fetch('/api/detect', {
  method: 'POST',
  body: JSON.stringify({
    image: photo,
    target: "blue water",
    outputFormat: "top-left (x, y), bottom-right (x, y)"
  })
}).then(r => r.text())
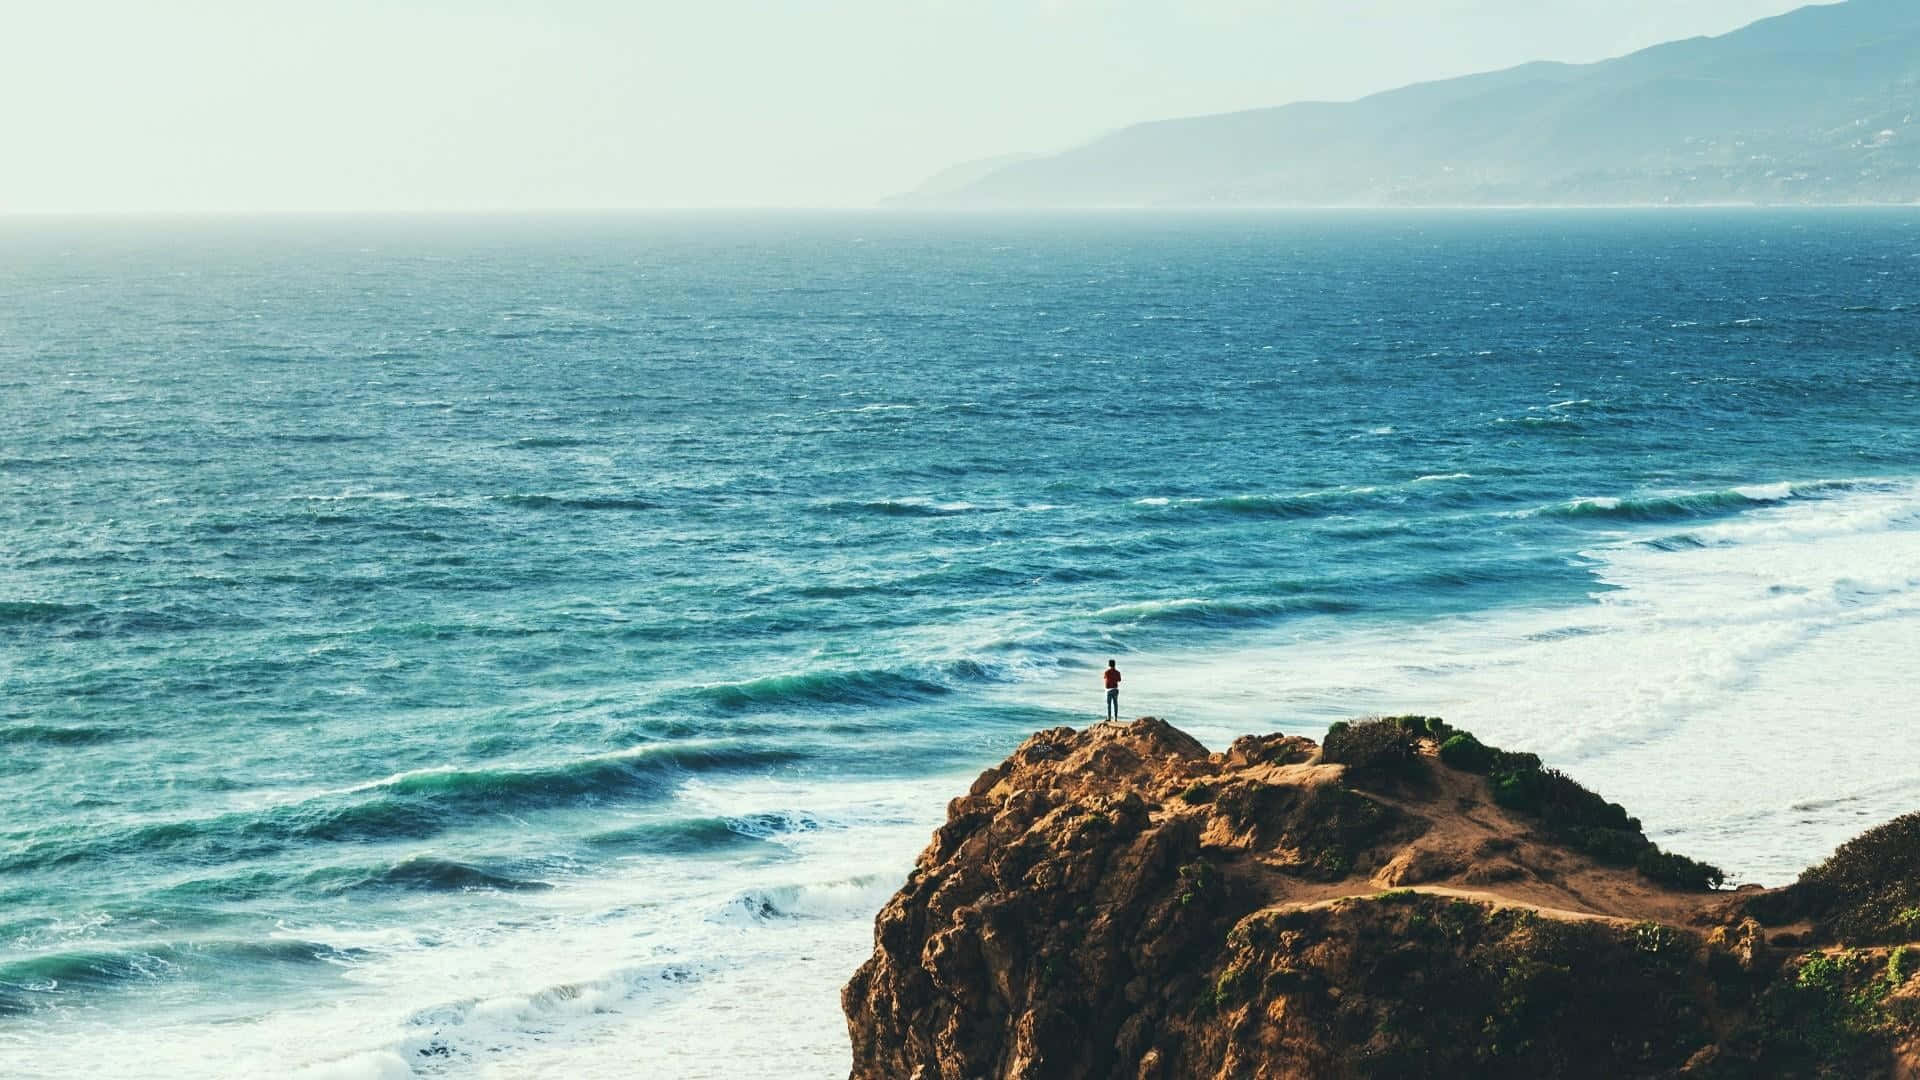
top-left (4, 211), bottom-right (1920, 1077)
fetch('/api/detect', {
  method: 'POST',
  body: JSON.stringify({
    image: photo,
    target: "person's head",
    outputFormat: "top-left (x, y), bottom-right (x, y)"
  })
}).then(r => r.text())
top-left (1107, 659), bottom-right (1116, 668)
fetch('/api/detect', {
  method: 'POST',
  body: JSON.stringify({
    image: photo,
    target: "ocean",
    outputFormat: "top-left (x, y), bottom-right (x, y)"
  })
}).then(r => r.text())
top-left (3, 210), bottom-right (1918, 1077)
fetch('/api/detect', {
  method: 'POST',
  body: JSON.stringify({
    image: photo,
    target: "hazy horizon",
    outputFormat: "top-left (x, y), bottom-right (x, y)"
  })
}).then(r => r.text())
top-left (4, 0), bottom-right (1828, 213)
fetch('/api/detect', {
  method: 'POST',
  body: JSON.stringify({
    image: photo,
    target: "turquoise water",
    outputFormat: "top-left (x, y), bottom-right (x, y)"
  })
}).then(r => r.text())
top-left (4, 211), bottom-right (1920, 1076)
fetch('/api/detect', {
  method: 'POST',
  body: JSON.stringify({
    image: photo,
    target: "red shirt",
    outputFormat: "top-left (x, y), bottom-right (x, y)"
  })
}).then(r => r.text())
top-left (1104, 668), bottom-right (1122, 688)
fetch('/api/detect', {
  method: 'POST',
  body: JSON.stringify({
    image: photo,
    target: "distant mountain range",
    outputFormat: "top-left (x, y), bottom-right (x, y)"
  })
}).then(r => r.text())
top-left (895, 0), bottom-right (1920, 207)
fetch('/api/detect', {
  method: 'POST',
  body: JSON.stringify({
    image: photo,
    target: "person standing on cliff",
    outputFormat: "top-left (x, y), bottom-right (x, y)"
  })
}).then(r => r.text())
top-left (1103, 660), bottom-right (1122, 722)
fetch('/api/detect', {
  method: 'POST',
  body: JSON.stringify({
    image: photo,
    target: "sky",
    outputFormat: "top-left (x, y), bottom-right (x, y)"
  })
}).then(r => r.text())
top-left (0, 0), bottom-right (1828, 212)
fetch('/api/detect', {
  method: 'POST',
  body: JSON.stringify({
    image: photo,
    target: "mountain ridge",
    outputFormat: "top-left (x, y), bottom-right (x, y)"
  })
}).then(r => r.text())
top-left (897, 0), bottom-right (1920, 208)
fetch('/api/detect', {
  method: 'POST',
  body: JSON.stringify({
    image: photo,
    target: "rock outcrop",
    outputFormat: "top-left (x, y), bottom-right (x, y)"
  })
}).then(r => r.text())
top-left (844, 717), bottom-right (1920, 1079)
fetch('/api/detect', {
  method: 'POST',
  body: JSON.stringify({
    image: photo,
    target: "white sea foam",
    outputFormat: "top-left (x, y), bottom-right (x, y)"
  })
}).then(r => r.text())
top-left (14, 772), bottom-right (960, 1080)
top-left (291, 1050), bottom-right (416, 1080)
top-left (1732, 481), bottom-right (1795, 501)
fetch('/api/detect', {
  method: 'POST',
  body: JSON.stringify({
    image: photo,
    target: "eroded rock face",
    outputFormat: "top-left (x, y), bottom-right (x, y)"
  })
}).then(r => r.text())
top-left (844, 718), bottom-right (1920, 1080)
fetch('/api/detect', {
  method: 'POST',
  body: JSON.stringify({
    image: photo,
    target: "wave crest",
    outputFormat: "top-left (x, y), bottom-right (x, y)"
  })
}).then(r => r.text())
top-left (0, 723), bottom-right (123, 746)
top-left (1537, 483), bottom-right (1823, 523)
top-left (0, 939), bottom-right (359, 1013)
top-left (1, 743), bottom-right (798, 876)
top-left (1093, 594), bottom-right (1356, 628)
top-left (815, 498), bottom-right (983, 518)
top-left (670, 665), bottom-right (989, 713)
top-left (494, 494), bottom-right (659, 512)
top-left (323, 856), bottom-right (553, 895)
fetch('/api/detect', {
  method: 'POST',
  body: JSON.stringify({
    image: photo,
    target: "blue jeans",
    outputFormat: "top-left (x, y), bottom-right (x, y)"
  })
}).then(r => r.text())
top-left (1105, 687), bottom-right (1119, 719)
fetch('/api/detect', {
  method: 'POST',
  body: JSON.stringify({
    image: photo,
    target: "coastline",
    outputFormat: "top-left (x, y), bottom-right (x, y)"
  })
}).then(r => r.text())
top-left (6, 213), bottom-right (1920, 1078)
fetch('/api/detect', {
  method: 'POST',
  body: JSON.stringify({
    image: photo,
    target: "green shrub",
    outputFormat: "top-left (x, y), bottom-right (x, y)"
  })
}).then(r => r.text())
top-left (1567, 825), bottom-right (1645, 867)
top-left (1490, 767), bottom-right (1550, 812)
top-left (1794, 811), bottom-right (1920, 944)
top-left (1179, 781), bottom-right (1215, 805)
top-left (1388, 715), bottom-right (1453, 741)
top-left (1491, 763), bottom-right (1634, 834)
top-left (1439, 732), bottom-right (1495, 773)
top-left (1178, 860), bottom-right (1219, 906)
top-left (1323, 718), bottom-right (1421, 782)
top-left (1489, 749), bottom-right (1543, 775)
top-left (1773, 948), bottom-right (1907, 1061)
top-left (1436, 725), bottom-right (1724, 892)
top-left (1637, 848), bottom-right (1727, 891)
top-left (1212, 964), bottom-right (1253, 1009)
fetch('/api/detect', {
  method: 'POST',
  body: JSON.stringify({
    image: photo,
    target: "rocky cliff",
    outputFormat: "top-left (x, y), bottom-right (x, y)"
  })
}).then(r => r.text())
top-left (844, 716), bottom-right (1920, 1079)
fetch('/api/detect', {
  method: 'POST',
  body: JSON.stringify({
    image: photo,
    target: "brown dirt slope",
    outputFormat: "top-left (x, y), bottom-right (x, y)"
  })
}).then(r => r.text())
top-left (844, 717), bottom-right (1920, 1080)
